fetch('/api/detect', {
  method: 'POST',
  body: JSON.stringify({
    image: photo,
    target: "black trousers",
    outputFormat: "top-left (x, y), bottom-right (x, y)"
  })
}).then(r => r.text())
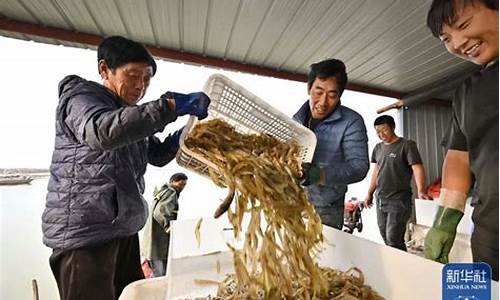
top-left (49, 234), bottom-right (145, 300)
top-left (471, 228), bottom-right (499, 281)
top-left (376, 206), bottom-right (411, 251)
top-left (315, 204), bottom-right (344, 230)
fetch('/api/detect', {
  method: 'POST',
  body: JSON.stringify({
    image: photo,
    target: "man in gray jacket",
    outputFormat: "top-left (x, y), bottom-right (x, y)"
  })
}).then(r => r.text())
top-left (142, 172), bottom-right (188, 277)
top-left (294, 59), bottom-right (369, 230)
top-left (42, 36), bottom-right (209, 300)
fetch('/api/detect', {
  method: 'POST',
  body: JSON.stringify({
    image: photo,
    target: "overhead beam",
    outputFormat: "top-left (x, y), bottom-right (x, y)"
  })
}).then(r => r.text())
top-left (0, 17), bottom-right (403, 99)
top-left (376, 98), bottom-right (451, 114)
top-left (0, 16), bottom-right (102, 47)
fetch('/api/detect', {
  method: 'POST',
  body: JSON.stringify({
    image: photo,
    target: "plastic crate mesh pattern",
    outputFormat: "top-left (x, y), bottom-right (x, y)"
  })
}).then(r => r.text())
top-left (176, 74), bottom-right (316, 177)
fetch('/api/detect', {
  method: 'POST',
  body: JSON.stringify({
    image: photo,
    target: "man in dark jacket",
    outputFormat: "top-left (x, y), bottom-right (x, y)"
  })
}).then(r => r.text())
top-left (141, 172), bottom-right (187, 277)
top-left (42, 36), bottom-right (210, 300)
top-left (424, 0), bottom-right (498, 281)
top-left (293, 59), bottom-right (369, 230)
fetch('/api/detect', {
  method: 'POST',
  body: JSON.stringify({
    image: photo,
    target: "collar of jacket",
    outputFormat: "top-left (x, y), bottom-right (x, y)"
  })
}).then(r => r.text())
top-left (168, 184), bottom-right (181, 196)
top-left (481, 60), bottom-right (498, 75)
top-left (59, 75), bottom-right (124, 108)
top-left (294, 100), bottom-right (343, 125)
top-left (100, 83), bottom-right (126, 107)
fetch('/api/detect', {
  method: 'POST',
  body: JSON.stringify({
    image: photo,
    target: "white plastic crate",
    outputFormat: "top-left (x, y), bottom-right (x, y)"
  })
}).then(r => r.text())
top-left (176, 74), bottom-right (316, 176)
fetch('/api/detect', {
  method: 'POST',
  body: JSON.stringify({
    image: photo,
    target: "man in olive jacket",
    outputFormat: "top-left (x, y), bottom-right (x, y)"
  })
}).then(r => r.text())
top-left (42, 36), bottom-right (210, 300)
top-left (142, 172), bottom-right (187, 277)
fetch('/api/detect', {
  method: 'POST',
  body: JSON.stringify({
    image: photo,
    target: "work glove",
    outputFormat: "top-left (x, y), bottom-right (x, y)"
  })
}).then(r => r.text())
top-left (300, 162), bottom-right (322, 186)
top-left (168, 92), bottom-right (210, 120)
top-left (164, 127), bottom-right (184, 150)
top-left (424, 205), bottom-right (463, 263)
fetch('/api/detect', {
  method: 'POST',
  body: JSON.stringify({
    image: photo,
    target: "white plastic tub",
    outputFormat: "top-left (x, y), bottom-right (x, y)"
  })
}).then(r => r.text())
top-left (165, 218), bottom-right (498, 300)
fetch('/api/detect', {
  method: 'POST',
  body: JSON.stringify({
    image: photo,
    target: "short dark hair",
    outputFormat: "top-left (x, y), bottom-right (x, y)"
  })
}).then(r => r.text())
top-left (170, 172), bottom-right (188, 182)
top-left (427, 0), bottom-right (498, 38)
top-left (97, 36), bottom-right (157, 75)
top-left (307, 59), bottom-right (348, 96)
top-left (374, 115), bottom-right (396, 129)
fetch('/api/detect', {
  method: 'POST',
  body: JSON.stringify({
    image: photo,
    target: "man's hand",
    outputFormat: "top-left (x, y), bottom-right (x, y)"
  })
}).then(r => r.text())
top-left (168, 92), bottom-right (211, 120)
top-left (364, 194), bottom-right (374, 208)
top-left (424, 205), bottom-right (463, 263)
top-left (418, 190), bottom-right (432, 200)
top-left (300, 163), bottom-right (322, 186)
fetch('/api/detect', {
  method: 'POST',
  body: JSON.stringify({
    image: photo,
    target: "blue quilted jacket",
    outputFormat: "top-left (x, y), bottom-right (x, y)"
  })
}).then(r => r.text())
top-left (293, 102), bottom-right (369, 207)
top-left (42, 75), bottom-right (179, 250)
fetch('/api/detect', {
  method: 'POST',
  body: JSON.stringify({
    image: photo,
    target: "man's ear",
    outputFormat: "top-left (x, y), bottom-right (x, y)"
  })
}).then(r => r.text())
top-left (98, 59), bottom-right (109, 80)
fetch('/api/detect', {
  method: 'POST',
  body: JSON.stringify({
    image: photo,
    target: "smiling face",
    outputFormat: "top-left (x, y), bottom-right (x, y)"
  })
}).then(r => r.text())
top-left (99, 61), bottom-right (153, 105)
top-left (439, 2), bottom-right (499, 65)
top-left (375, 123), bottom-right (397, 144)
top-left (308, 77), bottom-right (340, 120)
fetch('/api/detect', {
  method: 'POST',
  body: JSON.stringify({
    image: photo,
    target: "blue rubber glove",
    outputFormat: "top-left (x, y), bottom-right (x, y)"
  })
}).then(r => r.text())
top-left (170, 92), bottom-right (210, 120)
top-left (165, 127), bottom-right (184, 150)
top-left (300, 163), bottom-right (322, 186)
top-left (424, 205), bottom-right (463, 263)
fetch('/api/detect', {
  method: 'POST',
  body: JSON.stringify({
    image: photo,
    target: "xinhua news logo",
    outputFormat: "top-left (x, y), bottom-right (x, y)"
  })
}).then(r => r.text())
top-left (442, 262), bottom-right (492, 300)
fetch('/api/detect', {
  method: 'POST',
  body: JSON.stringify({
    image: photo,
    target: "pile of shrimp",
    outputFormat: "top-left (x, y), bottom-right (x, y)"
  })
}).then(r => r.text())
top-left (185, 119), bottom-right (383, 300)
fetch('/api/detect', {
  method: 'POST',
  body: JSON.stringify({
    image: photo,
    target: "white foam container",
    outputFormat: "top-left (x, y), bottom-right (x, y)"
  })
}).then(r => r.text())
top-left (165, 218), bottom-right (498, 300)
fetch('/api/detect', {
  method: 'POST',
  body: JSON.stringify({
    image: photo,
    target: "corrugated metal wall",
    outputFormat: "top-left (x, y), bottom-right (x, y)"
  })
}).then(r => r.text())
top-left (402, 101), bottom-right (452, 186)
